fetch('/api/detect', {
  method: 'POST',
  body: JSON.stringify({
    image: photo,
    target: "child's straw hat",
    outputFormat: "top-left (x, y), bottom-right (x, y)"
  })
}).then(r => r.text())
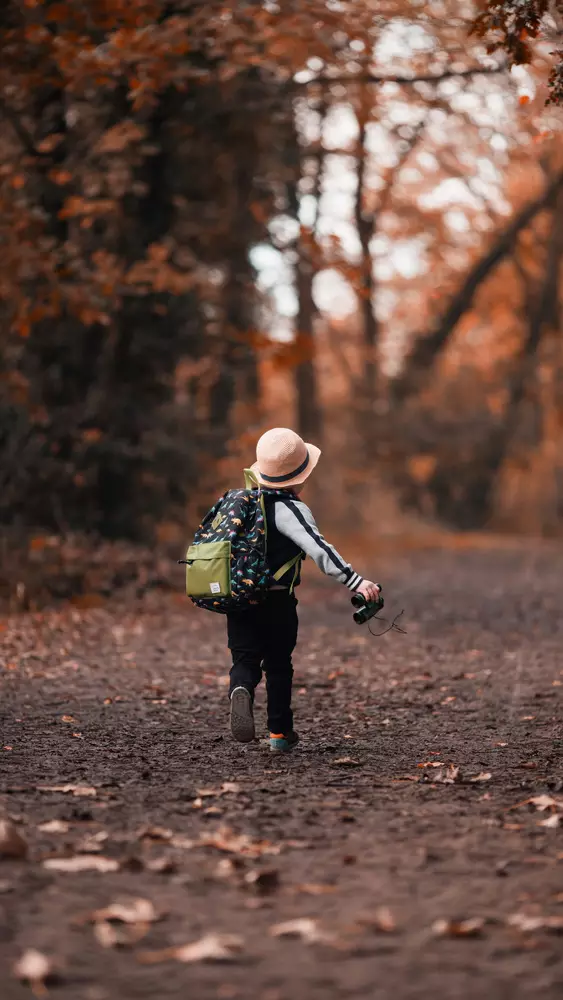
top-left (251, 428), bottom-right (321, 488)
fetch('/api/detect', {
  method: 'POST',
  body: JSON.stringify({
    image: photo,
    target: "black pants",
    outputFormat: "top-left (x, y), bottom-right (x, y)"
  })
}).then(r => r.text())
top-left (227, 591), bottom-right (298, 734)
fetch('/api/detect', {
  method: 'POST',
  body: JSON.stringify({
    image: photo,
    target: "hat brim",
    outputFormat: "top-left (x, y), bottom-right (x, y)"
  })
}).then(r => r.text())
top-left (251, 443), bottom-right (321, 488)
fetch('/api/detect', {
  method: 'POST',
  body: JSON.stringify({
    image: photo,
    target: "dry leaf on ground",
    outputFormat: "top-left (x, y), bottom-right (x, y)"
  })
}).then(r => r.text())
top-left (38, 820), bottom-right (69, 834)
top-left (507, 913), bottom-right (563, 933)
top-left (138, 826), bottom-right (174, 842)
top-left (91, 898), bottom-right (159, 924)
top-left (89, 897), bottom-right (159, 948)
top-left (43, 855), bottom-right (119, 873)
top-left (38, 784), bottom-right (97, 798)
top-left (331, 758), bottom-right (362, 768)
top-left (424, 765), bottom-right (460, 784)
top-left (13, 949), bottom-right (56, 996)
top-left (358, 907), bottom-right (397, 933)
top-left (200, 826), bottom-right (281, 858)
top-left (139, 932), bottom-right (243, 965)
top-left (270, 917), bottom-right (335, 944)
top-left (432, 917), bottom-right (485, 938)
top-left (0, 820), bottom-right (28, 859)
top-left (538, 814), bottom-right (560, 829)
top-left (196, 782), bottom-right (241, 798)
top-left (469, 772), bottom-right (492, 783)
top-left (508, 794), bottom-right (562, 813)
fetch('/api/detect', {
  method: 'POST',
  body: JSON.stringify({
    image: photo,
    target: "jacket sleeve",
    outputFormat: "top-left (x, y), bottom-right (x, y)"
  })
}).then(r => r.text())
top-left (273, 497), bottom-right (364, 591)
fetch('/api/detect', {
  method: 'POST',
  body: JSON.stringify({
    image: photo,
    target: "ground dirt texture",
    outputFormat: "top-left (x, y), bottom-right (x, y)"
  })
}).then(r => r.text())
top-left (1, 545), bottom-right (562, 1000)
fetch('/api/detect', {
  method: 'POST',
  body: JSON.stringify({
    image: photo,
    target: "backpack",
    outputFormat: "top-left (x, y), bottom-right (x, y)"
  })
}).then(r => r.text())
top-left (181, 469), bottom-right (302, 614)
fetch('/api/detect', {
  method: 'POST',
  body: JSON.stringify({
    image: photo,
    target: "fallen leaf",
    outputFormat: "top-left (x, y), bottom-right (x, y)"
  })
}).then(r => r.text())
top-left (507, 912), bottom-right (563, 933)
top-left (146, 856), bottom-right (177, 874)
top-left (509, 794), bottom-right (562, 813)
top-left (426, 765), bottom-right (460, 784)
top-left (200, 826), bottom-right (281, 858)
top-left (418, 762), bottom-right (446, 769)
top-left (38, 784), bottom-right (96, 798)
top-left (0, 820), bottom-right (28, 860)
top-left (76, 830), bottom-right (109, 854)
top-left (494, 742), bottom-right (508, 748)
top-left (358, 906), bottom-right (397, 933)
top-left (92, 898), bottom-right (158, 924)
top-left (331, 758), bottom-right (362, 768)
top-left (61, 715), bottom-right (77, 724)
top-left (469, 772), bottom-right (492, 783)
top-left (432, 917), bottom-right (485, 938)
top-left (43, 855), bottom-right (119, 873)
top-left (38, 820), bottom-right (70, 834)
top-left (89, 897), bottom-right (159, 948)
top-left (139, 932), bottom-right (243, 965)
top-left (538, 814), bottom-right (560, 829)
top-left (270, 917), bottom-right (334, 944)
top-left (13, 949), bottom-right (56, 996)
top-left (139, 826), bottom-right (173, 842)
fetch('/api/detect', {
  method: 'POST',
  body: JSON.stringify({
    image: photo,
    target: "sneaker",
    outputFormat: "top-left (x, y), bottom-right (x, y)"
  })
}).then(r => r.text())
top-left (269, 731), bottom-right (299, 753)
top-left (230, 687), bottom-right (255, 743)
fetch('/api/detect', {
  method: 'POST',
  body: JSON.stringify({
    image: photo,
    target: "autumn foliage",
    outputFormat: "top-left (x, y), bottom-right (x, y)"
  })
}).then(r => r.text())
top-left (0, 0), bottom-right (562, 579)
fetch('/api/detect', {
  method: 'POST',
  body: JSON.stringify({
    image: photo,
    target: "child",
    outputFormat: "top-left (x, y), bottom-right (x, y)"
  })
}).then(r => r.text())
top-left (228, 427), bottom-right (380, 752)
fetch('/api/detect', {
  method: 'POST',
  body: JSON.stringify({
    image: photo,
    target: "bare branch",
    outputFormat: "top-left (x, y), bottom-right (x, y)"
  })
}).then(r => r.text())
top-left (295, 62), bottom-right (507, 91)
top-left (390, 169), bottom-right (563, 403)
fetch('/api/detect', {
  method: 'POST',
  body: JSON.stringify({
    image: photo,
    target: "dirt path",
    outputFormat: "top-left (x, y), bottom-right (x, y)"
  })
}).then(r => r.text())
top-left (1, 547), bottom-right (562, 1000)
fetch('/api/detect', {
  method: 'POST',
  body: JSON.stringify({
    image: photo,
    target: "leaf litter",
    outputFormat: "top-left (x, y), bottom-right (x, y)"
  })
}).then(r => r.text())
top-left (37, 820), bottom-right (69, 834)
top-left (270, 917), bottom-right (336, 945)
top-left (432, 917), bottom-right (486, 938)
top-left (85, 897), bottom-right (160, 949)
top-left (13, 949), bottom-right (57, 997)
top-left (38, 784), bottom-right (97, 798)
top-left (139, 932), bottom-right (244, 965)
top-left (0, 819), bottom-right (28, 859)
top-left (43, 855), bottom-right (119, 873)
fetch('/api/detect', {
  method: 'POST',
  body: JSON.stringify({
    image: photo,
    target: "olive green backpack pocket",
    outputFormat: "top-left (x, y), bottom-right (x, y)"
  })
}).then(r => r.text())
top-left (184, 540), bottom-right (231, 598)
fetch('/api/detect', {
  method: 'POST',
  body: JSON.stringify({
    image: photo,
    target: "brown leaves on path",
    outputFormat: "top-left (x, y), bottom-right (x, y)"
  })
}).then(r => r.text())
top-left (86, 898), bottom-right (160, 949)
top-left (0, 819), bottom-right (28, 859)
top-left (13, 949), bottom-right (57, 997)
top-left (43, 855), bottom-right (119, 873)
top-left (139, 933), bottom-right (244, 965)
top-left (270, 918), bottom-right (336, 945)
top-left (432, 917), bottom-right (486, 938)
top-left (37, 784), bottom-right (97, 798)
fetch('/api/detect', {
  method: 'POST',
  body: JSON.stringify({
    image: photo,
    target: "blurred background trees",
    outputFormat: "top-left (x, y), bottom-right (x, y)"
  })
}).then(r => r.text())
top-left (1, 0), bottom-right (562, 580)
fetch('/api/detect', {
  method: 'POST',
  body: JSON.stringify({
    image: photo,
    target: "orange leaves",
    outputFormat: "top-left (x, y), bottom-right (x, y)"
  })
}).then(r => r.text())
top-left (49, 168), bottom-right (72, 186)
top-left (95, 121), bottom-right (147, 155)
top-left (407, 454), bottom-right (437, 485)
top-left (36, 134), bottom-right (65, 154)
top-left (59, 196), bottom-right (116, 220)
top-left (81, 428), bottom-right (103, 444)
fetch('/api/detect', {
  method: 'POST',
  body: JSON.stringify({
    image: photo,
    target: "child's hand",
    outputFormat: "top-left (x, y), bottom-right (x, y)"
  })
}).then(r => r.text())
top-left (357, 580), bottom-right (381, 602)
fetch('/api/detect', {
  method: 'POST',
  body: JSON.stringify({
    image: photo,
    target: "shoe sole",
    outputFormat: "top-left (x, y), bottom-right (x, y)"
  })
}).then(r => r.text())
top-left (230, 688), bottom-right (255, 743)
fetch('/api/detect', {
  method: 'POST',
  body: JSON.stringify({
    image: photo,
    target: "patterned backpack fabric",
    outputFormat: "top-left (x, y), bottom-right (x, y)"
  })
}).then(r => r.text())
top-left (181, 472), bottom-right (301, 615)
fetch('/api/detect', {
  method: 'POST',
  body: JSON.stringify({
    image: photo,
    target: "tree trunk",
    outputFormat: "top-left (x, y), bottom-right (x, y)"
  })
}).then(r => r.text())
top-left (286, 115), bottom-right (323, 440)
top-left (354, 111), bottom-right (378, 402)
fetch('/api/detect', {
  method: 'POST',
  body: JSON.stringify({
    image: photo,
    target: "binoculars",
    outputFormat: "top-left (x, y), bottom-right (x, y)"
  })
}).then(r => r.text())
top-left (351, 587), bottom-right (384, 625)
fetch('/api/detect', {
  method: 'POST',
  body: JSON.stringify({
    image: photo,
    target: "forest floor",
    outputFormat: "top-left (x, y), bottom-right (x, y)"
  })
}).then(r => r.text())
top-left (1, 543), bottom-right (562, 1000)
